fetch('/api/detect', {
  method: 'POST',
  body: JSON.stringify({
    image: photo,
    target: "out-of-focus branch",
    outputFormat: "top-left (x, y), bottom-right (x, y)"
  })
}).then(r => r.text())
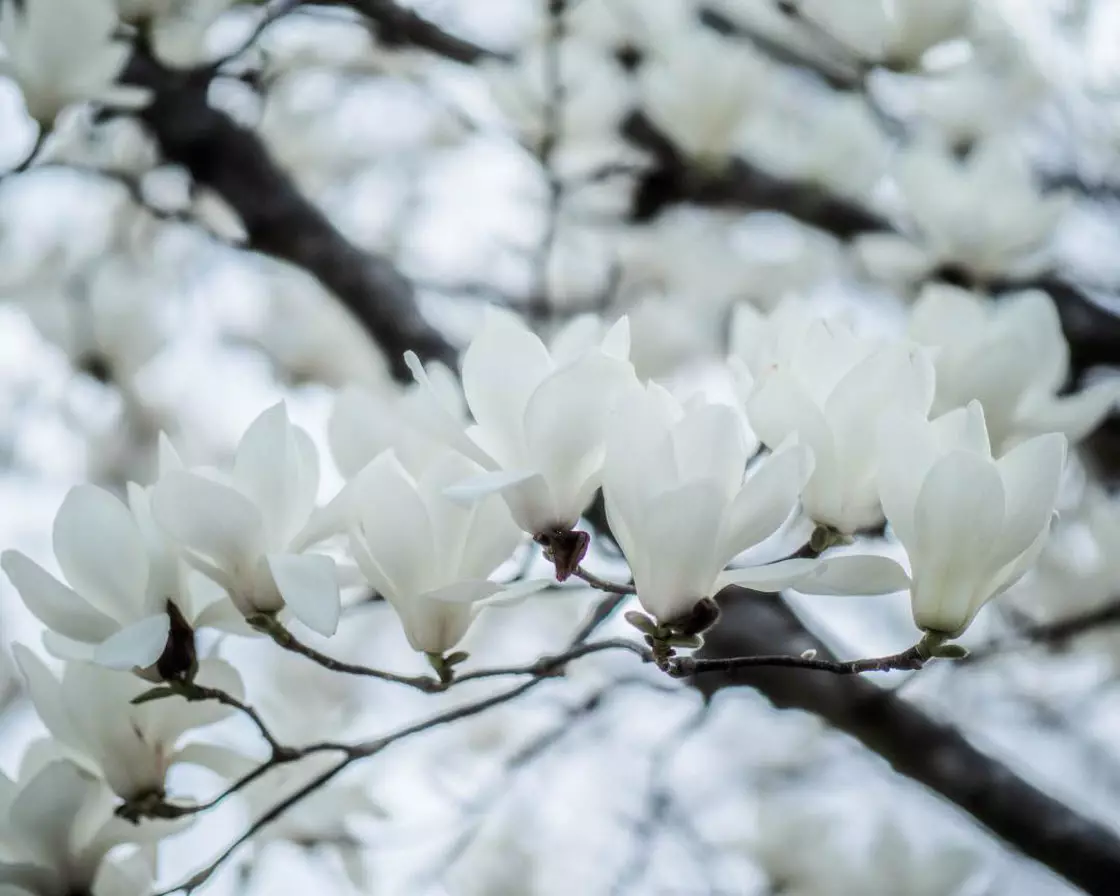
top-left (964, 596), bottom-right (1120, 663)
top-left (310, 0), bottom-right (506, 63)
top-left (622, 111), bottom-right (889, 235)
top-left (693, 586), bottom-right (1120, 895)
top-left (120, 48), bottom-right (457, 379)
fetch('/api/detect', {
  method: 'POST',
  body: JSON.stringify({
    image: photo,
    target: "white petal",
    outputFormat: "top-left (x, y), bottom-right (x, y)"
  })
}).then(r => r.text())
top-left (171, 743), bottom-right (256, 779)
top-left (233, 403), bottom-right (319, 548)
top-left (715, 557), bottom-right (822, 591)
top-left (631, 482), bottom-right (725, 622)
top-left (719, 441), bottom-right (811, 563)
top-left (11, 760), bottom-right (97, 862)
top-left (876, 412), bottom-right (940, 548)
top-left (911, 451), bottom-right (1005, 634)
top-left (792, 554), bottom-right (911, 596)
top-left (1021, 379), bottom-right (1120, 443)
top-left (522, 354), bottom-right (632, 507)
top-left (669, 402), bottom-right (749, 496)
top-left (421, 580), bottom-right (503, 604)
top-left (267, 553), bottom-right (341, 637)
top-left (12, 644), bottom-right (81, 750)
top-left (92, 615), bottom-right (170, 670)
top-left (443, 469), bottom-right (540, 503)
top-left (151, 472), bottom-right (265, 572)
top-left (462, 309), bottom-right (554, 458)
top-left (1, 551), bottom-right (119, 643)
top-left (992, 432), bottom-right (1066, 568)
top-left (53, 485), bottom-right (149, 618)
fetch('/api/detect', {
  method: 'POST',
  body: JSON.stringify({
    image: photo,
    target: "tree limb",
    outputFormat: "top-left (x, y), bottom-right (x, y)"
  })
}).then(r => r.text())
top-left (693, 586), bottom-right (1120, 895)
top-left (120, 48), bottom-right (457, 380)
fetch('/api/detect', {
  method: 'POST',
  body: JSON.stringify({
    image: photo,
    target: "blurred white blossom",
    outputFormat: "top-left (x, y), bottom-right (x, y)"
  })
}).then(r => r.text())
top-left (795, 0), bottom-right (972, 68)
top-left (0, 0), bottom-right (148, 126)
top-left (910, 285), bottom-right (1120, 448)
top-left (639, 31), bottom-right (770, 166)
top-left (884, 137), bottom-right (1068, 282)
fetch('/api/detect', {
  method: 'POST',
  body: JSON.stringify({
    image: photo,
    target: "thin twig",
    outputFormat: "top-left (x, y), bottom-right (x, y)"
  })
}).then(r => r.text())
top-left (571, 566), bottom-right (636, 596)
top-left (670, 644), bottom-right (928, 678)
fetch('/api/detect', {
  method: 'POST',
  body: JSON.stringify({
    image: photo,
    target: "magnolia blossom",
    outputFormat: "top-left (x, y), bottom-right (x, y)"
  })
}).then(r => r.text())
top-left (347, 450), bottom-right (534, 656)
top-left (0, 0), bottom-right (148, 126)
top-left (405, 308), bottom-right (638, 536)
top-left (795, 0), bottom-right (971, 68)
top-left (639, 31), bottom-right (770, 166)
top-left (1, 457), bottom-right (245, 674)
top-left (15, 647), bottom-right (245, 800)
top-left (887, 138), bottom-right (1067, 281)
top-left (151, 403), bottom-right (342, 636)
top-left (910, 285), bottom-right (1120, 449)
top-left (731, 300), bottom-right (935, 533)
top-left (118, 0), bottom-right (234, 67)
top-left (877, 402), bottom-right (1066, 637)
top-left (0, 758), bottom-right (165, 896)
top-left (602, 382), bottom-right (910, 624)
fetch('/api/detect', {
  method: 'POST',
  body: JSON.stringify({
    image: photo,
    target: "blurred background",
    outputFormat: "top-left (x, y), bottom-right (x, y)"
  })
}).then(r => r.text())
top-left (2, 0), bottom-right (1120, 893)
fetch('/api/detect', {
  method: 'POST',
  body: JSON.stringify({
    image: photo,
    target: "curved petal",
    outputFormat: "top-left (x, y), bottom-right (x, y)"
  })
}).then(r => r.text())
top-left (792, 554), bottom-right (911, 596)
top-left (522, 354), bottom-right (633, 505)
top-left (92, 615), bottom-right (170, 671)
top-left (911, 451), bottom-right (1005, 634)
top-left (714, 557), bottom-right (821, 592)
top-left (53, 485), bottom-right (148, 618)
top-left (420, 580), bottom-right (502, 604)
top-left (992, 432), bottom-right (1065, 568)
top-left (151, 472), bottom-right (265, 573)
top-left (669, 402), bottom-right (749, 496)
top-left (354, 453), bottom-right (435, 597)
top-left (461, 309), bottom-right (553, 461)
top-left (12, 644), bottom-right (81, 750)
top-left (719, 441), bottom-right (811, 564)
top-left (631, 482), bottom-right (724, 622)
top-left (233, 404), bottom-right (319, 549)
top-left (1, 551), bottom-right (119, 643)
top-left (1021, 379), bottom-right (1120, 443)
top-left (266, 553), bottom-right (340, 637)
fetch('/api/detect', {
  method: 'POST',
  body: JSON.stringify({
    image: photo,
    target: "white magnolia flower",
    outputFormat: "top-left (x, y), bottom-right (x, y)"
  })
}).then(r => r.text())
top-left (151, 402), bottom-right (342, 636)
top-left (0, 0), bottom-right (148, 126)
top-left (639, 30), bottom-right (770, 166)
top-left (603, 382), bottom-right (909, 624)
top-left (0, 757), bottom-right (165, 896)
top-left (910, 285), bottom-right (1120, 449)
top-left (890, 137), bottom-right (1068, 281)
top-left (14, 647), bottom-right (245, 800)
top-left (1, 455), bottom-right (246, 675)
top-left (877, 402), bottom-right (1066, 637)
top-left (405, 308), bottom-right (638, 536)
top-left (731, 300), bottom-right (936, 533)
top-left (795, 0), bottom-right (971, 68)
top-left (122, 0), bottom-right (234, 67)
top-left (348, 450), bottom-right (533, 656)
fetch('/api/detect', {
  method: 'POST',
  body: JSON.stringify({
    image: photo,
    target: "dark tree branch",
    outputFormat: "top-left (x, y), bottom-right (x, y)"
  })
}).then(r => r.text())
top-left (120, 49), bottom-right (457, 380)
top-left (622, 111), bottom-right (889, 235)
top-left (693, 586), bottom-right (1120, 895)
top-left (313, 0), bottom-right (505, 63)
